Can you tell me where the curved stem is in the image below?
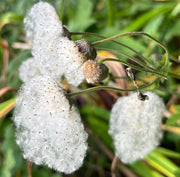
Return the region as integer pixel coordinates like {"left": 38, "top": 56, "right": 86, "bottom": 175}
{"left": 71, "top": 32, "right": 151, "bottom": 65}
{"left": 96, "top": 47, "right": 157, "bottom": 72}
{"left": 167, "top": 72, "right": 180, "bottom": 79}
{"left": 92, "top": 32, "right": 169, "bottom": 71}
{"left": 98, "top": 58, "right": 167, "bottom": 79}
{"left": 111, "top": 155, "right": 118, "bottom": 177}
{"left": 68, "top": 79, "right": 158, "bottom": 97}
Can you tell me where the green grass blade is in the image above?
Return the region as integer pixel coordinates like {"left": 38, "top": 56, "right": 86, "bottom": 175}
{"left": 155, "top": 148, "right": 180, "bottom": 159}
{"left": 145, "top": 151, "right": 179, "bottom": 177}
{"left": 0, "top": 98, "right": 15, "bottom": 119}
{"left": 130, "top": 161, "right": 164, "bottom": 177}
{"left": 0, "top": 12, "right": 23, "bottom": 29}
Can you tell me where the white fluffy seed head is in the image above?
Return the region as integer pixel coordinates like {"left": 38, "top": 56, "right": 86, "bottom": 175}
{"left": 23, "top": 2, "right": 88, "bottom": 86}
{"left": 19, "top": 58, "right": 40, "bottom": 83}
{"left": 13, "top": 75, "right": 88, "bottom": 174}
{"left": 24, "top": 2, "right": 64, "bottom": 42}
{"left": 109, "top": 91, "right": 165, "bottom": 164}
{"left": 32, "top": 37, "right": 87, "bottom": 85}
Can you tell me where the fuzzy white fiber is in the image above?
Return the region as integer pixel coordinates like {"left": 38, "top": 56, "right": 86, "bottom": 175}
{"left": 13, "top": 76, "right": 88, "bottom": 174}
{"left": 109, "top": 91, "right": 165, "bottom": 163}
{"left": 19, "top": 58, "right": 40, "bottom": 83}
{"left": 22, "top": 2, "right": 86, "bottom": 86}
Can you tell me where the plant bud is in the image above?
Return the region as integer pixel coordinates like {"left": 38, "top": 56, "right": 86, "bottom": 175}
{"left": 83, "top": 60, "right": 108, "bottom": 83}
{"left": 75, "top": 39, "right": 97, "bottom": 59}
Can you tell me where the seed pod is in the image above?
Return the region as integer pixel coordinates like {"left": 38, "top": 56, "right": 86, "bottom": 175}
{"left": 75, "top": 39, "right": 97, "bottom": 59}
{"left": 83, "top": 60, "right": 108, "bottom": 83}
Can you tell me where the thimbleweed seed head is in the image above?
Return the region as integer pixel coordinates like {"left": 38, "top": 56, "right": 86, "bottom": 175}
{"left": 19, "top": 58, "right": 40, "bottom": 83}
{"left": 23, "top": 2, "right": 90, "bottom": 86}
{"left": 24, "top": 2, "right": 64, "bottom": 43}
{"left": 83, "top": 60, "right": 108, "bottom": 83}
{"left": 109, "top": 91, "right": 165, "bottom": 164}
{"left": 75, "top": 39, "right": 97, "bottom": 59}
{"left": 13, "top": 75, "right": 88, "bottom": 174}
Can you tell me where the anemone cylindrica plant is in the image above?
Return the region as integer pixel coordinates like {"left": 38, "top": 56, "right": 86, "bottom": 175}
{"left": 13, "top": 1, "right": 179, "bottom": 176}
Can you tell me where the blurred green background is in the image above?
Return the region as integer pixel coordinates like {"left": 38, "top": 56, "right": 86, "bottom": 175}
{"left": 1, "top": 0, "right": 180, "bottom": 177}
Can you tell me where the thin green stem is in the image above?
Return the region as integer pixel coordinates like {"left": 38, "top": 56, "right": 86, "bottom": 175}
{"left": 68, "top": 79, "right": 158, "bottom": 98}
{"left": 71, "top": 32, "right": 178, "bottom": 79}
{"left": 92, "top": 32, "right": 169, "bottom": 71}
{"left": 167, "top": 72, "right": 180, "bottom": 79}
{"left": 98, "top": 58, "right": 167, "bottom": 79}
{"left": 169, "top": 56, "right": 180, "bottom": 64}
{"left": 96, "top": 47, "right": 157, "bottom": 72}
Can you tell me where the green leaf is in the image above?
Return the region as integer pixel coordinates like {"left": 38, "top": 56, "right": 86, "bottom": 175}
{"left": 174, "top": 105, "right": 180, "bottom": 113}
{"left": 124, "top": 4, "right": 173, "bottom": 32}
{"left": 0, "top": 12, "right": 23, "bottom": 29}
{"left": 130, "top": 161, "right": 164, "bottom": 177}
{"left": 165, "top": 20, "right": 180, "bottom": 41}
{"left": 1, "top": 125, "right": 16, "bottom": 177}
{"left": 155, "top": 148, "right": 180, "bottom": 159}
{"left": 7, "top": 50, "right": 31, "bottom": 87}
{"left": 80, "top": 104, "right": 112, "bottom": 148}
{"left": 80, "top": 104, "right": 110, "bottom": 121}
{"left": 166, "top": 114, "right": 180, "bottom": 126}
{"left": 145, "top": 151, "right": 179, "bottom": 177}
{"left": 171, "top": 2, "right": 180, "bottom": 16}
{"left": 67, "top": 0, "right": 95, "bottom": 32}
{"left": 0, "top": 98, "right": 15, "bottom": 119}
{"left": 143, "top": 15, "right": 164, "bottom": 36}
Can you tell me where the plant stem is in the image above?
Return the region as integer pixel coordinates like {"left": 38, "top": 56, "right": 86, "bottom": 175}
{"left": 96, "top": 47, "right": 157, "bottom": 72}
{"left": 92, "top": 32, "right": 169, "bottom": 70}
{"left": 98, "top": 58, "right": 167, "bottom": 79}
{"left": 68, "top": 79, "right": 158, "bottom": 97}
{"left": 167, "top": 72, "right": 180, "bottom": 79}
{"left": 70, "top": 32, "right": 151, "bottom": 65}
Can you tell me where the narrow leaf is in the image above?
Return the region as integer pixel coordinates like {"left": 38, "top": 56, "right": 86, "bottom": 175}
{"left": 0, "top": 98, "right": 15, "bottom": 119}
{"left": 155, "top": 148, "right": 180, "bottom": 159}
{"left": 0, "top": 12, "right": 23, "bottom": 29}
{"left": 130, "top": 161, "right": 164, "bottom": 177}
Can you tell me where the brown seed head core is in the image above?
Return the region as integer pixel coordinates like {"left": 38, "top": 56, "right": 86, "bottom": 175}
{"left": 75, "top": 39, "right": 97, "bottom": 60}
{"left": 83, "top": 60, "right": 108, "bottom": 83}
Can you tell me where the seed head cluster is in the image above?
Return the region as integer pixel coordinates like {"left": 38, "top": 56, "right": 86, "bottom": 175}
{"left": 23, "top": 2, "right": 89, "bottom": 86}
{"left": 13, "top": 1, "right": 165, "bottom": 174}
{"left": 13, "top": 76, "right": 88, "bottom": 174}
{"left": 13, "top": 2, "right": 92, "bottom": 174}
{"left": 21, "top": 2, "right": 108, "bottom": 85}
{"left": 109, "top": 91, "right": 165, "bottom": 163}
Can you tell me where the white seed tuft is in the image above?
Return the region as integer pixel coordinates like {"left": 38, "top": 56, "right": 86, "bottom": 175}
{"left": 13, "top": 75, "right": 88, "bottom": 174}
{"left": 24, "top": 2, "right": 64, "bottom": 42}
{"left": 19, "top": 58, "right": 40, "bottom": 83}
{"left": 109, "top": 91, "right": 165, "bottom": 163}
{"left": 23, "top": 2, "right": 87, "bottom": 86}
